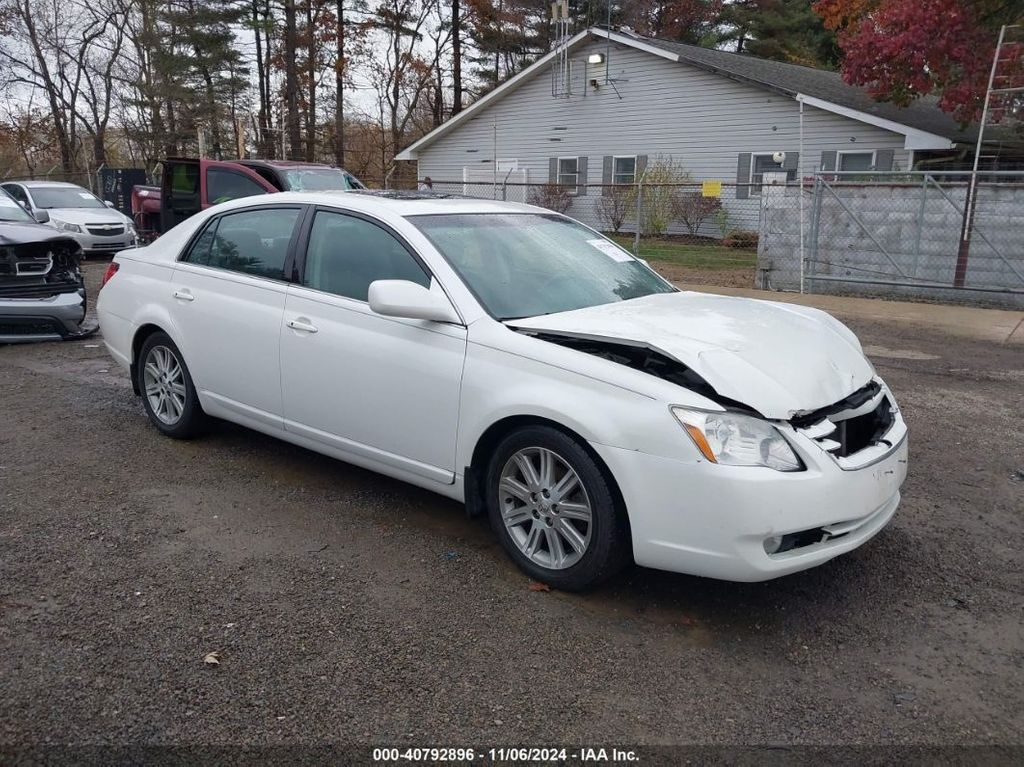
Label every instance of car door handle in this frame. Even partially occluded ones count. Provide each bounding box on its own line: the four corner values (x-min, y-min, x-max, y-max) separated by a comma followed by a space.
172, 289, 195, 302
287, 318, 318, 334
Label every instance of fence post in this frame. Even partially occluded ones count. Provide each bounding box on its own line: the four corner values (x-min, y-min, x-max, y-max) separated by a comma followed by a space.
633, 171, 646, 256
912, 174, 928, 278
807, 176, 824, 292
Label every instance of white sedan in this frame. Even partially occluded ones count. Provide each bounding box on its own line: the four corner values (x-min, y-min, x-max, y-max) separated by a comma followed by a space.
97, 192, 908, 590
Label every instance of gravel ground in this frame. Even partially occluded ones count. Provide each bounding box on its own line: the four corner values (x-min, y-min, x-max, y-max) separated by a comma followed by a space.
1, 262, 1022, 752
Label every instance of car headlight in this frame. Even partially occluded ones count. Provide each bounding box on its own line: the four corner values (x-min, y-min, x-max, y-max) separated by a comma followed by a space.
51, 218, 82, 233
124, 219, 136, 233
671, 407, 803, 472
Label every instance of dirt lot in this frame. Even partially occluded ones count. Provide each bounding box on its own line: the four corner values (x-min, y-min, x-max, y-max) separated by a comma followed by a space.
1, 262, 1022, 753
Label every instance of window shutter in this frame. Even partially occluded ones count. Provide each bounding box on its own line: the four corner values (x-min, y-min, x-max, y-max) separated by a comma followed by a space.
577, 156, 588, 196
602, 155, 612, 195
736, 153, 751, 199
820, 151, 837, 172
636, 154, 648, 180
548, 157, 557, 184
782, 151, 799, 172
874, 149, 894, 171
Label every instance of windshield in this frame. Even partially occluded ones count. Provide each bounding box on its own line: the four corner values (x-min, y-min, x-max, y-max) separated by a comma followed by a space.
0, 190, 34, 223
282, 168, 365, 191
30, 187, 107, 209
411, 213, 675, 320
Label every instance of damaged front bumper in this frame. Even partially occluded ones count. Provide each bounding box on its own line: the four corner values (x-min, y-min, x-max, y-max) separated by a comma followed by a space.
0, 289, 92, 343
0, 238, 91, 343
589, 382, 909, 582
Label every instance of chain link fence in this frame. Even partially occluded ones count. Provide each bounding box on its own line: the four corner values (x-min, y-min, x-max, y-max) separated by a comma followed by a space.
414, 174, 1024, 307
759, 171, 1024, 308
1, 168, 103, 194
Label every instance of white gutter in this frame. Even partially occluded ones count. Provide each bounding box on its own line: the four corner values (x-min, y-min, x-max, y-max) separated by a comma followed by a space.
796, 94, 956, 151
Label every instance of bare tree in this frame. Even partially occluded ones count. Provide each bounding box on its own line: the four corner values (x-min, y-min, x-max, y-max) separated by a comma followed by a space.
283, 0, 301, 159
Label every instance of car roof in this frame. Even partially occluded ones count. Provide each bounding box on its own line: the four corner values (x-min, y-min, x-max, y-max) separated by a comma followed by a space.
238, 160, 343, 170
217, 190, 545, 218
12, 180, 89, 190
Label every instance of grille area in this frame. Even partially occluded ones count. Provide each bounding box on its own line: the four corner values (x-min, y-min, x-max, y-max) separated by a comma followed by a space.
792, 381, 896, 459
86, 224, 125, 237
0, 317, 65, 337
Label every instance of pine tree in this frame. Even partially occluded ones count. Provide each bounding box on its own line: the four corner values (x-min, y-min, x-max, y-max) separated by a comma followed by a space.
145, 0, 249, 158
718, 0, 839, 68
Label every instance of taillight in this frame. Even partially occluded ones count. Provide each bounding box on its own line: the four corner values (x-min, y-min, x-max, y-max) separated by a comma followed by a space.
100, 261, 119, 289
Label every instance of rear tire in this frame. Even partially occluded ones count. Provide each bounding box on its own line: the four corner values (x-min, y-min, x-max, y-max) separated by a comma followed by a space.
136, 332, 207, 439
485, 425, 629, 591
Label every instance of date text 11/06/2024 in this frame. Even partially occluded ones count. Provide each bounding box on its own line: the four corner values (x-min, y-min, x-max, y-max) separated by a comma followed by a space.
372, 747, 640, 762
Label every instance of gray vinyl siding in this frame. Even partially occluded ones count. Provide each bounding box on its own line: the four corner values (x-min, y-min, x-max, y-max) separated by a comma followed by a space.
414, 40, 911, 185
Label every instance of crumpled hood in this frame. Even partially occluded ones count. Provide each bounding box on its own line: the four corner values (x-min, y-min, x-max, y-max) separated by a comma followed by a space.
510, 292, 874, 419
0, 221, 75, 247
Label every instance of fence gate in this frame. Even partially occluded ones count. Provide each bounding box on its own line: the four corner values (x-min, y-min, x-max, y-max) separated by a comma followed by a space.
764, 171, 1024, 307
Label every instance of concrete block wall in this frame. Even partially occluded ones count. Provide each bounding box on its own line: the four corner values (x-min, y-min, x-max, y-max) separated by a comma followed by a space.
757, 182, 1024, 308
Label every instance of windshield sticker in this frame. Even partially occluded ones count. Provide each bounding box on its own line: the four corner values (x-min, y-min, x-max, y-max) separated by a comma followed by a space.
587, 238, 633, 262
79, 192, 93, 199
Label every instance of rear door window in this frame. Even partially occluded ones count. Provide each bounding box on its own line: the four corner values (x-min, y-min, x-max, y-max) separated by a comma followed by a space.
182, 208, 301, 280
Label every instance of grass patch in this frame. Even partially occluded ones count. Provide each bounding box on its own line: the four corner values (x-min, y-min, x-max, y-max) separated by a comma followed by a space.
608, 235, 756, 270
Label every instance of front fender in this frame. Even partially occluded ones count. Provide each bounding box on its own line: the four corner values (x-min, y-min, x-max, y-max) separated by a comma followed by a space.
455, 340, 706, 472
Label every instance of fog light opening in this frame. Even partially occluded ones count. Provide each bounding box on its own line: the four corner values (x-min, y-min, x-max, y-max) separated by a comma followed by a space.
763, 535, 783, 555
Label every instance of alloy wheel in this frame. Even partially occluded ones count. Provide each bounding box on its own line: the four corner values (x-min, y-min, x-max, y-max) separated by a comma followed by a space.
143, 345, 187, 425
498, 446, 593, 570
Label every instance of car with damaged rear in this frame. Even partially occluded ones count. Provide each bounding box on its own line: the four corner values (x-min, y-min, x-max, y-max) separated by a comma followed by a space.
96, 192, 908, 590
0, 189, 91, 343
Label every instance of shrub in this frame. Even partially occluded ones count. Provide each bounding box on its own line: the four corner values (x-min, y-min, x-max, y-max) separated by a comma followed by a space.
714, 207, 732, 239
676, 193, 723, 236
638, 157, 688, 237
596, 185, 635, 233
722, 230, 759, 249
527, 183, 573, 214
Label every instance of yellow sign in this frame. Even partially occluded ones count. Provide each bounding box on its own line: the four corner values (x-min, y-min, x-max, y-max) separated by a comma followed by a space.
702, 180, 722, 198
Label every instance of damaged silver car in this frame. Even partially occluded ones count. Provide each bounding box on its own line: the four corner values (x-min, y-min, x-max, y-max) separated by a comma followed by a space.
0, 188, 92, 343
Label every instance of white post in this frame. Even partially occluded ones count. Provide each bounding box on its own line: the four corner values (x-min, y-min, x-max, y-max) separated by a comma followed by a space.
799, 97, 806, 294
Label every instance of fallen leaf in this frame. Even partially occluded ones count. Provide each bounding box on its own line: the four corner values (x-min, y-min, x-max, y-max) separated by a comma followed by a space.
528, 582, 551, 592
203, 651, 221, 666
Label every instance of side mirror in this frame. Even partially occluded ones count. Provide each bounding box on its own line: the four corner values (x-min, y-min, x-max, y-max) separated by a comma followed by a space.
104, 200, 115, 208
368, 280, 461, 324
33, 209, 50, 224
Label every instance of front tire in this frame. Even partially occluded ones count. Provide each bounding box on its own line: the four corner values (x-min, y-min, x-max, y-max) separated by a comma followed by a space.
486, 425, 629, 591
137, 332, 207, 439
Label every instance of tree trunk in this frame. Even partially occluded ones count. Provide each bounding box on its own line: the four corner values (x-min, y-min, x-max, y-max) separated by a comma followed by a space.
451, 0, 462, 115
284, 0, 301, 160
253, 1, 272, 158
335, 0, 345, 167
305, 1, 316, 161
93, 130, 107, 168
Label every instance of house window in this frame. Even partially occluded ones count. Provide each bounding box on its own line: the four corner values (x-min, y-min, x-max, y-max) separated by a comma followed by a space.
750, 153, 793, 194
557, 157, 579, 192
838, 151, 875, 172
613, 156, 636, 185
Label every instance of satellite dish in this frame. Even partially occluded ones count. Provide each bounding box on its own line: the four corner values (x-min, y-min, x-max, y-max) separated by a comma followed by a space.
772, 151, 786, 165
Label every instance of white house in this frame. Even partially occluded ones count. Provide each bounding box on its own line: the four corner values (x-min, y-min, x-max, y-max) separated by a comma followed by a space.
397, 26, 979, 201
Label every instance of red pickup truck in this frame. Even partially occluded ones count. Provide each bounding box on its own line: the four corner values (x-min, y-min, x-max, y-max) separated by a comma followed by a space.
132, 158, 365, 237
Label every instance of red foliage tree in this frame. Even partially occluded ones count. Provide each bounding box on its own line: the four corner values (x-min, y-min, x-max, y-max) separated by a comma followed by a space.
814, 0, 1022, 124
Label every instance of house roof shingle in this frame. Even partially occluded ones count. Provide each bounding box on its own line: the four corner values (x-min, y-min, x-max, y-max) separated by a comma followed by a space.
630, 31, 978, 144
